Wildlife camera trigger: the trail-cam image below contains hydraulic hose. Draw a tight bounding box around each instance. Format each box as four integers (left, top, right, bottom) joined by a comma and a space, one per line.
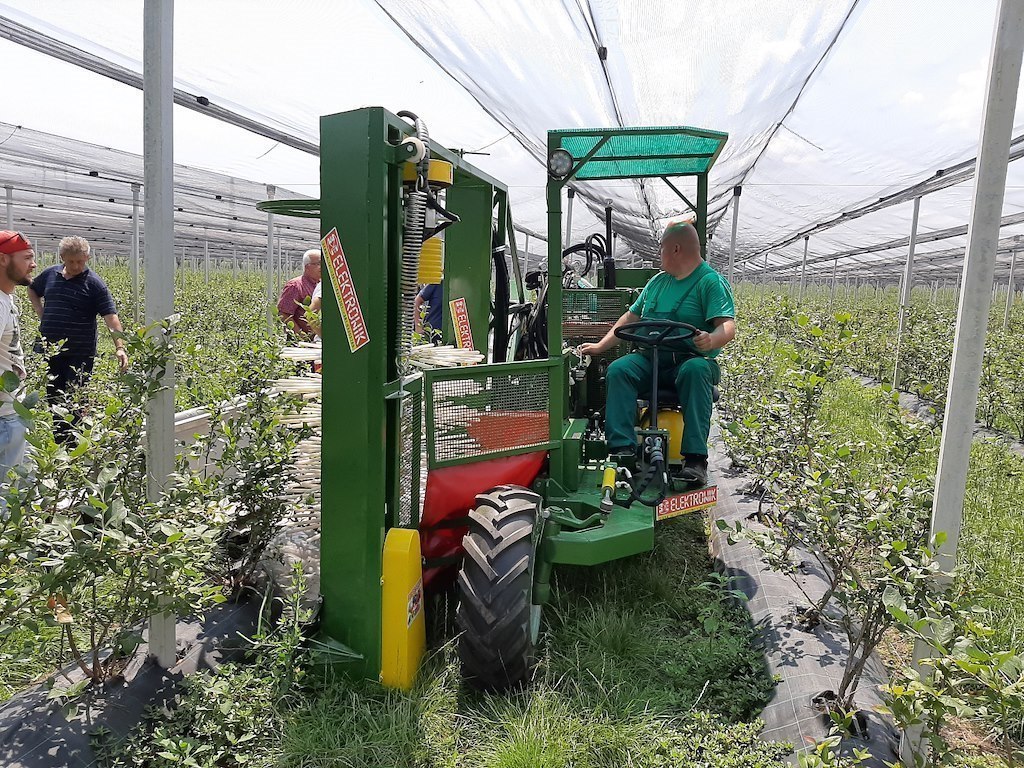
561, 242, 604, 278
491, 234, 510, 363
397, 111, 430, 373
615, 458, 670, 509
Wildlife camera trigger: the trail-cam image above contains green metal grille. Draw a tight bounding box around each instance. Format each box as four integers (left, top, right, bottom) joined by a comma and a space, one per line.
562, 288, 631, 359
557, 127, 727, 179
425, 361, 555, 469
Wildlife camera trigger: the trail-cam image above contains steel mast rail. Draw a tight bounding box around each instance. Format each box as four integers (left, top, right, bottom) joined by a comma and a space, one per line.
741, 132, 1024, 267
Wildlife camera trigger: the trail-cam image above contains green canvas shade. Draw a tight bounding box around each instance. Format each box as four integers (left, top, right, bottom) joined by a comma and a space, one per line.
556, 126, 728, 180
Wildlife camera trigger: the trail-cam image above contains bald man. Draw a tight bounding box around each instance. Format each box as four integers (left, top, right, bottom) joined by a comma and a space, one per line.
579, 222, 736, 485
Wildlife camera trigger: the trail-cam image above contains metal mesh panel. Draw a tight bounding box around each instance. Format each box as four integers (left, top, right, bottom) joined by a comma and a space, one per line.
428, 366, 551, 467
563, 289, 630, 359
398, 389, 421, 527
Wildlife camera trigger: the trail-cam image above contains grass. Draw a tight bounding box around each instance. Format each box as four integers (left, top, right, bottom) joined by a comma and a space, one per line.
816, 376, 1024, 652
961, 441, 1024, 649
275, 516, 787, 768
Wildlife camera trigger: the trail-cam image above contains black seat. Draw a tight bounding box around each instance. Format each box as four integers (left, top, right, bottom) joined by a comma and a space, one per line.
654, 384, 720, 407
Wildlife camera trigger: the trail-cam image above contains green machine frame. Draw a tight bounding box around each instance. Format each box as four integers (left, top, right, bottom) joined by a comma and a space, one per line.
533, 125, 729, 600
313, 110, 727, 681
317, 107, 523, 677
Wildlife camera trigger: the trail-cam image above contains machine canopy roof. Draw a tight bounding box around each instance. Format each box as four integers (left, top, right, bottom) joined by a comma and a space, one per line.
557, 126, 728, 180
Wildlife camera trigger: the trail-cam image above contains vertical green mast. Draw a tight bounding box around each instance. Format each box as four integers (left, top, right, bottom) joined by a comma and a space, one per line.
319, 107, 394, 678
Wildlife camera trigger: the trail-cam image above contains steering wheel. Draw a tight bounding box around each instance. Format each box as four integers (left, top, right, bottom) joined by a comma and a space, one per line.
614, 319, 699, 353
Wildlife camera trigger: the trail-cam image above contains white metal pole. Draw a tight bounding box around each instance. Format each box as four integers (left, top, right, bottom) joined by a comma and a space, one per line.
893, 197, 922, 388
799, 236, 809, 301
131, 183, 141, 324
232, 246, 237, 280
830, 258, 838, 304
1004, 247, 1018, 329
904, 11, 1024, 763
728, 186, 741, 284
143, 0, 176, 669
266, 185, 275, 331
4, 185, 11, 230
929, 0, 1023, 570
524, 233, 531, 274
204, 240, 209, 284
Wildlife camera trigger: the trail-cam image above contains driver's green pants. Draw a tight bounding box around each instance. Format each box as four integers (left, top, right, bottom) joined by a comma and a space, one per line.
605, 352, 720, 457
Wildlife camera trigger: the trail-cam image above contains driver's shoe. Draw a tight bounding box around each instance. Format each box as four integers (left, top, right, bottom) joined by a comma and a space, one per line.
676, 455, 708, 486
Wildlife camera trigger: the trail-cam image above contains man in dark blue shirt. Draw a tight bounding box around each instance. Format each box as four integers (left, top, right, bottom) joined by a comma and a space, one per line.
28, 236, 127, 421
413, 282, 444, 343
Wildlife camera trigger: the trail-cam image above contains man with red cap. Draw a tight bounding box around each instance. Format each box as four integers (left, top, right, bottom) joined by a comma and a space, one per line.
0, 231, 36, 484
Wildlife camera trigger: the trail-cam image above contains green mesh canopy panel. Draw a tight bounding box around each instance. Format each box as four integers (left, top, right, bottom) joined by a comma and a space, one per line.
556, 127, 728, 180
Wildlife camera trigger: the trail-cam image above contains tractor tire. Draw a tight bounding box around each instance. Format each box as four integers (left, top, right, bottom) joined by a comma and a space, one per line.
456, 484, 541, 691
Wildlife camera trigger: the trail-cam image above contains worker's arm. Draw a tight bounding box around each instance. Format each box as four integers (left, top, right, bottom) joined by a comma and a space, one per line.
692, 317, 736, 353
27, 287, 43, 319
102, 313, 129, 371
413, 294, 426, 334
578, 310, 640, 356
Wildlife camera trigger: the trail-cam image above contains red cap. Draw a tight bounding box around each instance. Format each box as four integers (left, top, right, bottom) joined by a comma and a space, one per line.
0, 231, 31, 255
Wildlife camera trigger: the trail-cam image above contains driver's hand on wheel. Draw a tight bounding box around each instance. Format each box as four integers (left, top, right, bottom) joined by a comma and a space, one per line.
692, 330, 714, 353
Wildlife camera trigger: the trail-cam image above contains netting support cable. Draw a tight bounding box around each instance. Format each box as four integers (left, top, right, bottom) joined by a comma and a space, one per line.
716, 0, 863, 232
661, 177, 697, 215
745, 131, 1024, 268
752, 207, 1024, 278
0, 15, 319, 157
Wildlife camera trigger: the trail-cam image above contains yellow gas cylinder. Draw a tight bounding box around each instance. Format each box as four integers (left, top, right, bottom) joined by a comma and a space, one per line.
417, 236, 444, 285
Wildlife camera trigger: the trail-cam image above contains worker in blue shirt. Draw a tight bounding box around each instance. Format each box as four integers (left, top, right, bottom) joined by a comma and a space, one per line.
413, 282, 444, 343
28, 236, 127, 441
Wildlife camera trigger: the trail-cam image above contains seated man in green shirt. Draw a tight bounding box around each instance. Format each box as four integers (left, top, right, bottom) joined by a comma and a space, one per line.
579, 221, 736, 485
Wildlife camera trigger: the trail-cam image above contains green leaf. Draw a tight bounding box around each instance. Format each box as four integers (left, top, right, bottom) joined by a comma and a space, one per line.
882, 586, 910, 623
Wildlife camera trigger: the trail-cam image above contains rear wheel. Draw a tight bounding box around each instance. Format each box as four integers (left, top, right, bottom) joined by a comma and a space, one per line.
456, 484, 541, 691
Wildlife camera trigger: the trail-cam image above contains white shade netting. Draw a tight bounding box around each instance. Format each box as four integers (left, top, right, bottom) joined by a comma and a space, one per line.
0, 0, 1022, 280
